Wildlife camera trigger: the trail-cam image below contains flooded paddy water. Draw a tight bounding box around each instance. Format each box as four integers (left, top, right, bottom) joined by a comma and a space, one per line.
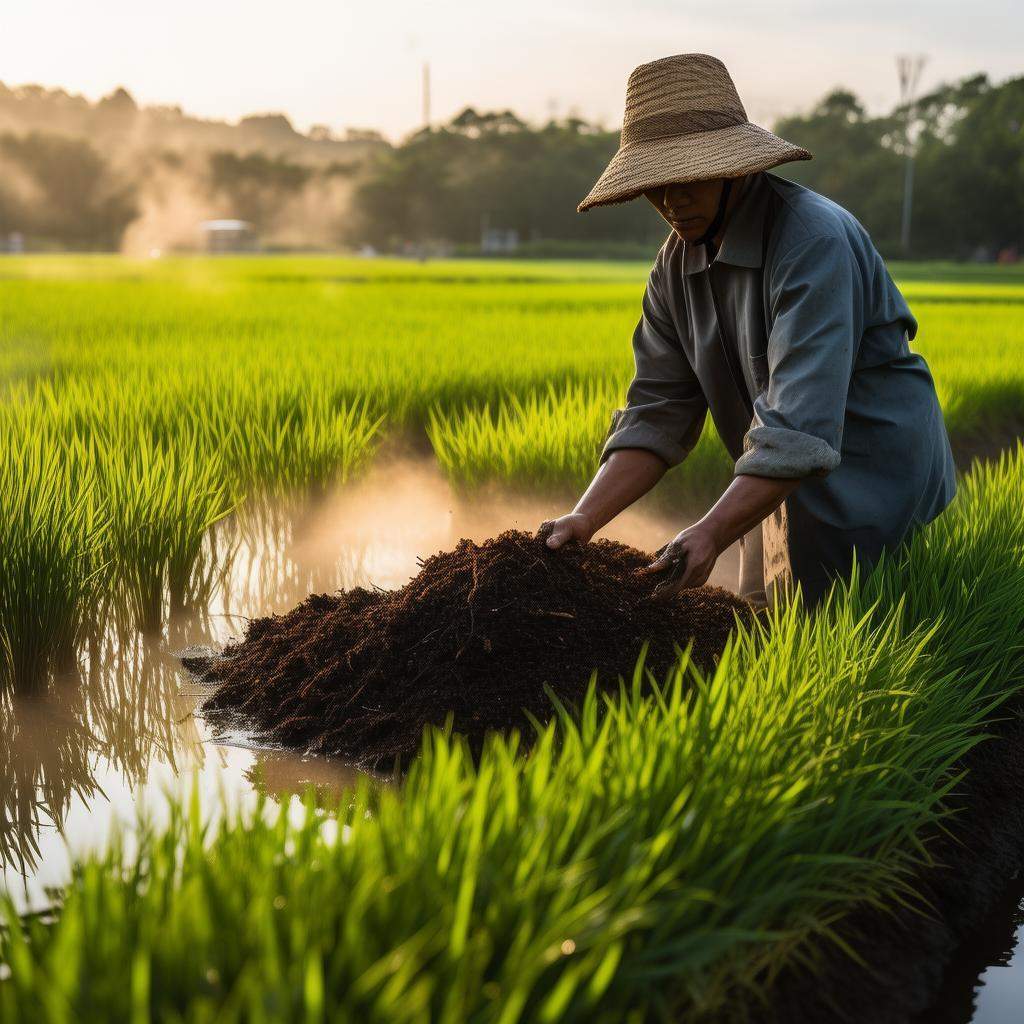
3, 457, 1023, 1023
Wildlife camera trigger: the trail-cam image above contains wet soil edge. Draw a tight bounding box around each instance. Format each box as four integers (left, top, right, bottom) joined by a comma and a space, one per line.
950, 426, 1024, 474
747, 704, 1024, 1024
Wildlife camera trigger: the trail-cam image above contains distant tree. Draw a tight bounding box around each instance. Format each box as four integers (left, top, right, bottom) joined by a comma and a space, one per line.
94, 87, 139, 134
346, 112, 665, 249
208, 151, 312, 227
911, 76, 1024, 257
237, 113, 300, 146
0, 132, 136, 248
772, 90, 903, 252
97, 86, 137, 114
774, 74, 1024, 257
344, 128, 386, 144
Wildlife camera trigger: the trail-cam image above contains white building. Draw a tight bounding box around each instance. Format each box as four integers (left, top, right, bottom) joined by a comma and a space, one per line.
199, 220, 259, 254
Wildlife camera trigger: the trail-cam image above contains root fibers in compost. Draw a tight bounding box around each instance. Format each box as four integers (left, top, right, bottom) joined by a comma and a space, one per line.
200, 530, 750, 767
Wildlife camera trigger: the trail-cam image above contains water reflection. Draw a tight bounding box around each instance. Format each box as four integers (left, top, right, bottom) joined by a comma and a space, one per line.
0, 692, 96, 876
916, 872, 1024, 1023
246, 750, 369, 806
0, 636, 203, 878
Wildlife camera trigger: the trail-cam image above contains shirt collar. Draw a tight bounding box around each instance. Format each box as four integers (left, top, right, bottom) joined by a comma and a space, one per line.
680, 172, 769, 276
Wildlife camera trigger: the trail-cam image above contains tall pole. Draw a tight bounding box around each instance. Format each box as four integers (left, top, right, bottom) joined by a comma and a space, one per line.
422, 62, 431, 129
896, 54, 927, 256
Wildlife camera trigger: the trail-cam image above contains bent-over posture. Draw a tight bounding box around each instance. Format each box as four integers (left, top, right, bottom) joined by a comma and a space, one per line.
543, 54, 956, 606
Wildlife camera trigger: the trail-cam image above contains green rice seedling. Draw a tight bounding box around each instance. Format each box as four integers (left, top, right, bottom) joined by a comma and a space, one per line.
2, 445, 1022, 1022
99, 433, 234, 632
427, 381, 623, 491
208, 385, 385, 495
428, 381, 737, 506
0, 428, 107, 694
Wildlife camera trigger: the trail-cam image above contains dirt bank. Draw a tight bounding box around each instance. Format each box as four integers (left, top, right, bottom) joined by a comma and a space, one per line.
751, 707, 1024, 1024
200, 529, 751, 768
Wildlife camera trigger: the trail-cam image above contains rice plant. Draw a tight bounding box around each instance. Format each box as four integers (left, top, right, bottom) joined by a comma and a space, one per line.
0, 428, 107, 693
427, 380, 736, 505
98, 434, 234, 632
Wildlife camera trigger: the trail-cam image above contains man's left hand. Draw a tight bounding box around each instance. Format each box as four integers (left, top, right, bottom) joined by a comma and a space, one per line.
638, 523, 721, 599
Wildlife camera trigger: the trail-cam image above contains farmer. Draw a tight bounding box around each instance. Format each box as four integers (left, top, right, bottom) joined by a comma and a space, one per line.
542, 54, 956, 606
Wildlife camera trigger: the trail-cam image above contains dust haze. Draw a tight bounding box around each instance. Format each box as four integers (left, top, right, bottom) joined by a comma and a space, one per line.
119, 152, 355, 256
0, 81, 377, 255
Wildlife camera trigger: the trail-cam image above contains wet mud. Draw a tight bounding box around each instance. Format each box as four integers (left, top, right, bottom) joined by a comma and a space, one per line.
200, 530, 750, 769
754, 709, 1024, 1024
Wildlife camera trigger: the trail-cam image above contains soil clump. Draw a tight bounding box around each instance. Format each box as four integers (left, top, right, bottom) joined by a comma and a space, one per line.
200, 529, 751, 768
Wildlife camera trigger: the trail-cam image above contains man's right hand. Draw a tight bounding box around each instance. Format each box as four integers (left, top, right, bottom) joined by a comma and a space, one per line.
539, 512, 595, 550
537, 448, 669, 553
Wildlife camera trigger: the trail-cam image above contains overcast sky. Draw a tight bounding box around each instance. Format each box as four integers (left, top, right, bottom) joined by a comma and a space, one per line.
1, 1, 1020, 138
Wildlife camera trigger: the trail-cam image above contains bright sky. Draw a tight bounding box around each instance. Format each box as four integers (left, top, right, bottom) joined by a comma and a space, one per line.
1, 1, 1020, 139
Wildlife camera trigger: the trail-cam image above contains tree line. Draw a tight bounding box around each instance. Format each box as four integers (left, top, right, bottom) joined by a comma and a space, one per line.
0, 72, 1020, 258
348, 73, 1023, 259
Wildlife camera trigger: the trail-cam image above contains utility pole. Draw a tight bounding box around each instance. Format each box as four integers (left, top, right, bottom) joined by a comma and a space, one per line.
422, 62, 431, 129
896, 54, 927, 256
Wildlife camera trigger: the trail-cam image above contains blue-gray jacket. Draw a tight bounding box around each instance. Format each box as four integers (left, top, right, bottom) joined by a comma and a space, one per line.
602, 171, 957, 602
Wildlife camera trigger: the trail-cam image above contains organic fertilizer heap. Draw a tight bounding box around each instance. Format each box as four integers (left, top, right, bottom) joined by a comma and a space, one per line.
201, 529, 751, 768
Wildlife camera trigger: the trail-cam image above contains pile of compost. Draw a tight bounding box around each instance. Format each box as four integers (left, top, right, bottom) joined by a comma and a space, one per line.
201, 529, 751, 768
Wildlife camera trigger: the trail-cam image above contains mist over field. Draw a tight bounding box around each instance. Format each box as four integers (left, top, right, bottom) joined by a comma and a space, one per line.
0, 84, 380, 253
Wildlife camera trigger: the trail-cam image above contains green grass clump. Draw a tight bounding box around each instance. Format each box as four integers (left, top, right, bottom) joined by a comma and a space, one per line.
3, 445, 1022, 1022
428, 381, 624, 492
100, 434, 233, 632
428, 381, 736, 505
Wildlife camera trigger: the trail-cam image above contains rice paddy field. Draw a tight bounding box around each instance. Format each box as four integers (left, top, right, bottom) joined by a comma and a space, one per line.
1, 254, 1024, 1022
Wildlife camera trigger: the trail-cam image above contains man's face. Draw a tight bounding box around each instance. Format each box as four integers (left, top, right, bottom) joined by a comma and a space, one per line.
644, 178, 726, 241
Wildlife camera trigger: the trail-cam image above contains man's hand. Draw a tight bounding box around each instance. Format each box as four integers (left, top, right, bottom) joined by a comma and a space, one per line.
539, 512, 595, 550
639, 523, 721, 598
539, 450, 669, 553
638, 475, 801, 600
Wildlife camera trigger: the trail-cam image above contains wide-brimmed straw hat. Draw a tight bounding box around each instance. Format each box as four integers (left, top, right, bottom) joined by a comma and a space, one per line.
578, 54, 811, 212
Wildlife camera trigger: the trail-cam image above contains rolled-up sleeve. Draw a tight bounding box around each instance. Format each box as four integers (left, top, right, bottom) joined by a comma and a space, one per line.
735, 234, 863, 479
600, 266, 708, 468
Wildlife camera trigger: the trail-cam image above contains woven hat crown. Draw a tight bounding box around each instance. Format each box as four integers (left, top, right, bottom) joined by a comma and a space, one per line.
621, 54, 747, 147
577, 52, 810, 211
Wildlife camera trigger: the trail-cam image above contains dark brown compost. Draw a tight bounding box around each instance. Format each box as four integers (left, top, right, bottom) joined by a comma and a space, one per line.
200, 529, 751, 768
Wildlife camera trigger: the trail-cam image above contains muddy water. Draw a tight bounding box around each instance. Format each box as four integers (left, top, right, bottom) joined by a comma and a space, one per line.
1, 459, 736, 911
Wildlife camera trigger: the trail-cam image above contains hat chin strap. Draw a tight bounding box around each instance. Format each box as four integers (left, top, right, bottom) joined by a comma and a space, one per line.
696, 178, 733, 256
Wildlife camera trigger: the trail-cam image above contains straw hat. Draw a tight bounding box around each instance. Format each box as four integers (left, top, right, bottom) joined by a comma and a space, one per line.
578, 54, 811, 212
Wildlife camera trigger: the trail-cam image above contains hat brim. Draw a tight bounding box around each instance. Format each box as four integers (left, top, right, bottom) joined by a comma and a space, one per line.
578, 122, 811, 212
